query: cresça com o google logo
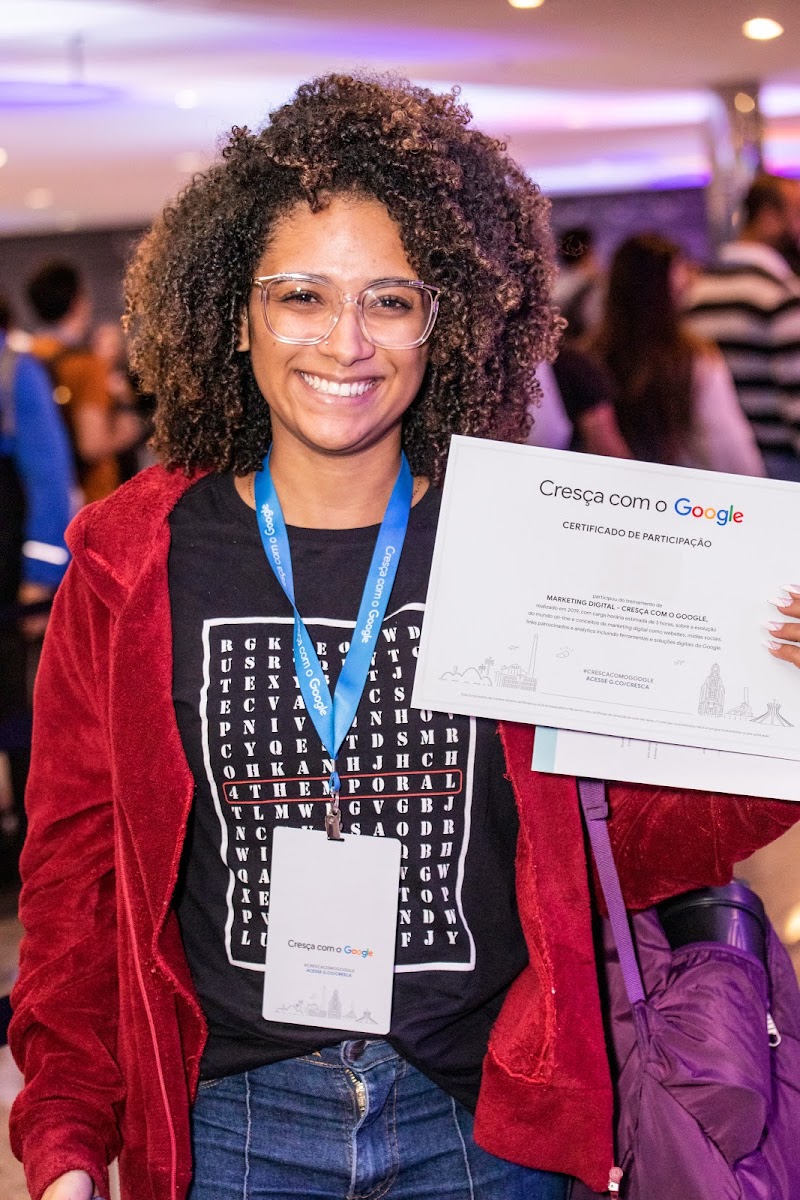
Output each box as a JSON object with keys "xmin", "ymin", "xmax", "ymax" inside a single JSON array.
[{"xmin": 674, "ymin": 497, "xmax": 743, "ymax": 527}]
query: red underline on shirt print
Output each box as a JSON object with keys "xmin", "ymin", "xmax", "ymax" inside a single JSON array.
[{"xmin": 222, "ymin": 768, "xmax": 463, "ymax": 804}]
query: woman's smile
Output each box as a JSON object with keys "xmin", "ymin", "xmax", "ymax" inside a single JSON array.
[{"xmin": 296, "ymin": 370, "xmax": 381, "ymax": 399}]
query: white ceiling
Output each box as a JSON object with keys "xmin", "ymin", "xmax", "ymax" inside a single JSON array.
[{"xmin": 0, "ymin": 0, "xmax": 799, "ymax": 235}]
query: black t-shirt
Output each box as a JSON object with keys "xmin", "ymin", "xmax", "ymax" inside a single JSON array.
[
  {"xmin": 552, "ymin": 343, "xmax": 616, "ymax": 424},
  {"xmin": 169, "ymin": 473, "xmax": 528, "ymax": 1109}
]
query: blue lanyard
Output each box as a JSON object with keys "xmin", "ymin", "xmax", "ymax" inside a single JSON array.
[{"xmin": 254, "ymin": 450, "xmax": 413, "ymax": 838}]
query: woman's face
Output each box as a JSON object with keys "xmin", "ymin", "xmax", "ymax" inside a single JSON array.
[{"xmin": 242, "ymin": 194, "xmax": 430, "ymax": 459}]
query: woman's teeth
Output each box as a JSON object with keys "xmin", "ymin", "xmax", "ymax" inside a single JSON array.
[{"xmin": 299, "ymin": 372, "xmax": 375, "ymax": 397}]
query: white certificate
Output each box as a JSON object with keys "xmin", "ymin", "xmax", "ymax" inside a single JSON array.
[
  {"xmin": 263, "ymin": 828, "xmax": 401, "ymax": 1035},
  {"xmin": 412, "ymin": 437, "xmax": 800, "ymax": 760},
  {"xmin": 532, "ymin": 727, "xmax": 800, "ymax": 802}
]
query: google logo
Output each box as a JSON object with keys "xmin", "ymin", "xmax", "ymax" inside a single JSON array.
[
  {"xmin": 674, "ymin": 497, "xmax": 743, "ymax": 527},
  {"xmin": 343, "ymin": 945, "xmax": 374, "ymax": 959}
]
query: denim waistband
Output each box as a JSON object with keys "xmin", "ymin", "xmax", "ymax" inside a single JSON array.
[{"xmin": 297, "ymin": 1038, "xmax": 400, "ymax": 1071}]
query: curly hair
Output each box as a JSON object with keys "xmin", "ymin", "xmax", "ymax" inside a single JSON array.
[{"xmin": 125, "ymin": 73, "xmax": 559, "ymax": 483}]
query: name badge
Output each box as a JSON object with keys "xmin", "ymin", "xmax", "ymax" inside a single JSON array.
[{"xmin": 263, "ymin": 827, "xmax": 401, "ymax": 1035}]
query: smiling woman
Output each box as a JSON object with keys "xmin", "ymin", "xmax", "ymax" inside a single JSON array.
[{"xmin": 10, "ymin": 71, "xmax": 800, "ymax": 1200}]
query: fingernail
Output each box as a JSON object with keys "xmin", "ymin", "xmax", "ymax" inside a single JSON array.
[
  {"xmin": 766, "ymin": 622, "xmax": 784, "ymax": 633},
  {"xmin": 764, "ymin": 639, "xmax": 783, "ymax": 653},
  {"xmin": 781, "ymin": 585, "xmax": 800, "ymax": 594},
  {"xmin": 770, "ymin": 595, "xmax": 791, "ymax": 607}
]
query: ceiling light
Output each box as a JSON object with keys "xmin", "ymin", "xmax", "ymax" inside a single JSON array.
[
  {"xmin": 25, "ymin": 187, "xmax": 54, "ymax": 209},
  {"xmin": 742, "ymin": 17, "xmax": 784, "ymax": 40},
  {"xmin": 508, "ymin": 0, "xmax": 545, "ymax": 8},
  {"xmin": 734, "ymin": 92, "xmax": 757, "ymax": 113},
  {"xmin": 0, "ymin": 148, "xmax": 7, "ymax": 168},
  {"xmin": 0, "ymin": 81, "xmax": 117, "ymax": 106},
  {"xmin": 174, "ymin": 88, "xmax": 199, "ymax": 109}
]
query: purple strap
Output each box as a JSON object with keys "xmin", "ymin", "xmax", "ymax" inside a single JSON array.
[{"xmin": 577, "ymin": 779, "xmax": 646, "ymax": 1007}]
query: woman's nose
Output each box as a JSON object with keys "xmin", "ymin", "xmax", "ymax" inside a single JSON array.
[{"xmin": 319, "ymin": 299, "xmax": 375, "ymax": 363}]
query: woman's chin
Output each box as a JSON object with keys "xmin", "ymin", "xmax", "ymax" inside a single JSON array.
[{"xmin": 278, "ymin": 417, "xmax": 400, "ymax": 460}]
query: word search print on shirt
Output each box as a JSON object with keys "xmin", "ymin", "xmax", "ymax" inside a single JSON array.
[{"xmin": 199, "ymin": 606, "xmax": 477, "ymax": 975}]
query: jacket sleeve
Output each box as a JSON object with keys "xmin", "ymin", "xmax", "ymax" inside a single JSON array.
[
  {"xmin": 508, "ymin": 723, "xmax": 799, "ymax": 914},
  {"xmin": 606, "ymin": 778, "xmax": 800, "ymax": 911},
  {"xmin": 9, "ymin": 559, "xmax": 123, "ymax": 1200},
  {"xmin": 12, "ymin": 353, "xmax": 75, "ymax": 588}
]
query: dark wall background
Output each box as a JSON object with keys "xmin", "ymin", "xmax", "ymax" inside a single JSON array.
[
  {"xmin": 0, "ymin": 226, "xmax": 145, "ymax": 330},
  {"xmin": 0, "ymin": 187, "xmax": 711, "ymax": 329},
  {"xmin": 549, "ymin": 185, "xmax": 711, "ymax": 265}
]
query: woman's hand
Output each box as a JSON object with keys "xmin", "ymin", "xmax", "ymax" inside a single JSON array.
[
  {"xmin": 767, "ymin": 589, "xmax": 800, "ymax": 668},
  {"xmin": 41, "ymin": 1170, "xmax": 99, "ymax": 1200}
]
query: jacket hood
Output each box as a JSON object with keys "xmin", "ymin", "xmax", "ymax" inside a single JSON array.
[{"xmin": 66, "ymin": 465, "xmax": 207, "ymax": 612}]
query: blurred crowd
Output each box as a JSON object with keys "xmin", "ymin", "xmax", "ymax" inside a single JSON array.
[
  {"xmin": 0, "ymin": 170, "xmax": 799, "ymax": 879},
  {"xmin": 0, "ymin": 260, "xmax": 154, "ymax": 880},
  {"xmin": 536, "ymin": 172, "xmax": 800, "ymax": 484}
]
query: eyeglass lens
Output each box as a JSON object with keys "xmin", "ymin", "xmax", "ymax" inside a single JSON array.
[{"xmin": 264, "ymin": 278, "xmax": 434, "ymax": 347}]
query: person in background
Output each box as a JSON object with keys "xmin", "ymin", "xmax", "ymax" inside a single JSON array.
[
  {"xmin": 27, "ymin": 261, "xmax": 143, "ymax": 503},
  {"xmin": 0, "ymin": 294, "xmax": 73, "ymax": 870},
  {"xmin": 684, "ymin": 174, "xmax": 800, "ymax": 480},
  {"xmin": 589, "ymin": 232, "xmax": 764, "ymax": 476},
  {"xmin": 552, "ymin": 226, "xmax": 603, "ymax": 341},
  {"xmin": 0, "ymin": 295, "xmax": 73, "ymax": 633},
  {"xmin": 92, "ymin": 319, "xmax": 155, "ymax": 480},
  {"xmin": 528, "ymin": 345, "xmax": 631, "ymax": 458}
]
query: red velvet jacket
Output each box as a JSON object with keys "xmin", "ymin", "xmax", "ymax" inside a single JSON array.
[{"xmin": 10, "ymin": 466, "xmax": 799, "ymax": 1200}]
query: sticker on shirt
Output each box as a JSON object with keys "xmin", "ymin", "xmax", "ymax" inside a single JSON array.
[{"xmin": 200, "ymin": 604, "xmax": 477, "ymax": 974}]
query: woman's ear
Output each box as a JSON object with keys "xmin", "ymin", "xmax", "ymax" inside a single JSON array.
[{"xmin": 236, "ymin": 308, "xmax": 250, "ymax": 352}]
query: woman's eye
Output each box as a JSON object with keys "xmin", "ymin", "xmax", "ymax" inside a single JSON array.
[
  {"xmin": 279, "ymin": 289, "xmax": 322, "ymax": 307},
  {"xmin": 371, "ymin": 293, "xmax": 413, "ymax": 312}
]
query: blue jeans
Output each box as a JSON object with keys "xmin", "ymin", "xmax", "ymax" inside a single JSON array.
[{"xmin": 189, "ymin": 1039, "xmax": 570, "ymax": 1199}]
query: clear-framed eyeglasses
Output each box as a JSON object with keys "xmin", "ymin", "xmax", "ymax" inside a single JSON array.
[{"xmin": 252, "ymin": 273, "xmax": 441, "ymax": 350}]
